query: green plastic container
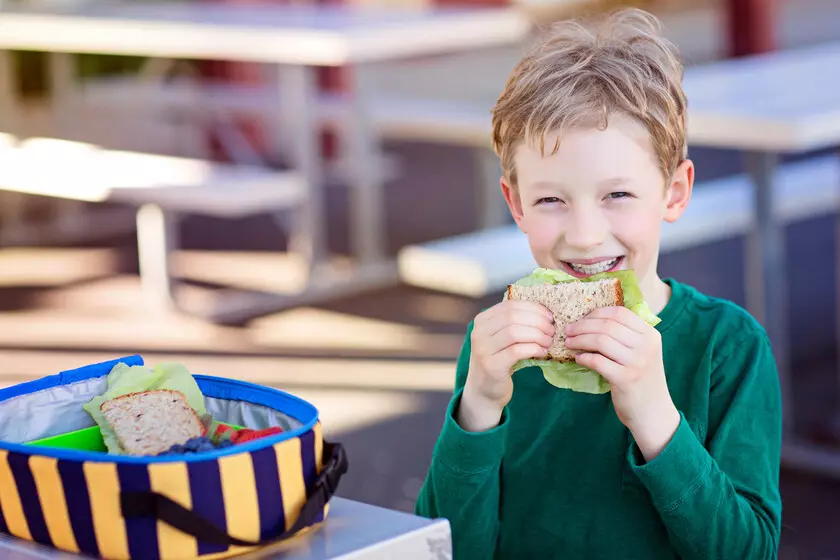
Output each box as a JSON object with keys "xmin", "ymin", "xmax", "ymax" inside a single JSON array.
[
  {"xmin": 28, "ymin": 426, "xmax": 109, "ymax": 452},
  {"xmin": 26, "ymin": 423, "xmax": 245, "ymax": 453}
]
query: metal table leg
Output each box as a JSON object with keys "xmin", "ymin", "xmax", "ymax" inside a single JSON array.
[
  {"xmin": 747, "ymin": 150, "xmax": 840, "ymax": 478},
  {"xmin": 136, "ymin": 203, "xmax": 178, "ymax": 310},
  {"xmin": 201, "ymin": 63, "xmax": 398, "ymax": 325},
  {"xmin": 745, "ymin": 151, "xmax": 793, "ymax": 435},
  {"xmin": 346, "ymin": 63, "xmax": 387, "ymax": 265},
  {"xmin": 473, "ymin": 147, "xmax": 508, "ymax": 229},
  {"xmin": 49, "ymin": 52, "xmax": 88, "ymax": 235},
  {"xmin": 277, "ymin": 64, "xmax": 327, "ymax": 273},
  {"xmin": 0, "ymin": 49, "xmax": 26, "ymax": 243},
  {"xmin": 0, "ymin": 50, "xmax": 19, "ymax": 134}
]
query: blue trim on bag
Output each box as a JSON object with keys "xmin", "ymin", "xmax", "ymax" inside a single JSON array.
[
  {"xmin": 0, "ymin": 362, "xmax": 319, "ymax": 464},
  {"xmin": 0, "ymin": 355, "xmax": 145, "ymax": 403}
]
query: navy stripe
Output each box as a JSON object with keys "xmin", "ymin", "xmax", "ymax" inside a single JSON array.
[
  {"xmin": 251, "ymin": 447, "xmax": 284, "ymax": 540},
  {"xmin": 299, "ymin": 431, "xmax": 316, "ymax": 491},
  {"xmin": 7, "ymin": 453, "xmax": 51, "ymax": 546},
  {"xmin": 117, "ymin": 463, "xmax": 159, "ymax": 560},
  {"xmin": 298, "ymin": 431, "xmax": 323, "ymax": 524},
  {"xmin": 0, "ymin": 487, "xmax": 8, "ymax": 535},
  {"xmin": 57, "ymin": 461, "xmax": 99, "ymax": 557},
  {"xmin": 187, "ymin": 459, "xmax": 228, "ymax": 556}
]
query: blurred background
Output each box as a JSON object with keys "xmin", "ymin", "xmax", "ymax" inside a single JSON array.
[{"xmin": 0, "ymin": 0, "xmax": 839, "ymax": 557}]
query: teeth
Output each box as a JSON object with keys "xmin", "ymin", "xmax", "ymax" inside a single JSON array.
[{"xmin": 568, "ymin": 258, "xmax": 619, "ymax": 275}]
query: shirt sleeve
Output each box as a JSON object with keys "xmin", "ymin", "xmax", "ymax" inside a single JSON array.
[
  {"xmin": 627, "ymin": 324, "xmax": 782, "ymax": 560},
  {"xmin": 414, "ymin": 321, "xmax": 508, "ymax": 560}
]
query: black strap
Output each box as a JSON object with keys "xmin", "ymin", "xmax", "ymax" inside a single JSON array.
[{"xmin": 121, "ymin": 441, "xmax": 348, "ymax": 547}]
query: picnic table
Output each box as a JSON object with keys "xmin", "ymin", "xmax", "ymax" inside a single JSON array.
[
  {"xmin": 682, "ymin": 40, "xmax": 840, "ymax": 477},
  {"xmin": 0, "ymin": 496, "xmax": 452, "ymax": 559},
  {"xmin": 0, "ymin": 0, "xmax": 531, "ymax": 323}
]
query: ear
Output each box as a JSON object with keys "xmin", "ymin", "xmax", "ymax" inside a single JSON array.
[
  {"xmin": 501, "ymin": 176, "xmax": 527, "ymax": 232},
  {"xmin": 663, "ymin": 159, "xmax": 694, "ymax": 223}
]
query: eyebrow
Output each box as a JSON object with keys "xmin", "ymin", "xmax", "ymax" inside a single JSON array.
[
  {"xmin": 598, "ymin": 177, "xmax": 632, "ymax": 187},
  {"xmin": 528, "ymin": 177, "xmax": 632, "ymax": 190}
]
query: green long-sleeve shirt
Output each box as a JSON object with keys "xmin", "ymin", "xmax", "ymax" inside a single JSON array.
[{"xmin": 416, "ymin": 278, "xmax": 782, "ymax": 559}]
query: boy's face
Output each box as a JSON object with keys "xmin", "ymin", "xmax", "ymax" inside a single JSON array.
[{"xmin": 501, "ymin": 114, "xmax": 693, "ymax": 301}]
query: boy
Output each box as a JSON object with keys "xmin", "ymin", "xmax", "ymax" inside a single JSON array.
[{"xmin": 414, "ymin": 7, "xmax": 782, "ymax": 560}]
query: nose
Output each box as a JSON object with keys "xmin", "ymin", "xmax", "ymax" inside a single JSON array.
[{"xmin": 564, "ymin": 204, "xmax": 607, "ymax": 251}]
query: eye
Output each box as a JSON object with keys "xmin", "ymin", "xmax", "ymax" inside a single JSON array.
[
  {"xmin": 535, "ymin": 197, "xmax": 561, "ymax": 205},
  {"xmin": 607, "ymin": 191, "xmax": 632, "ymax": 200}
]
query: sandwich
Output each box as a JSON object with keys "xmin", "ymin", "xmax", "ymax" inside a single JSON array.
[
  {"xmin": 505, "ymin": 268, "xmax": 660, "ymax": 394},
  {"xmin": 100, "ymin": 389, "xmax": 204, "ymax": 456},
  {"xmin": 507, "ymin": 276, "xmax": 624, "ymax": 363}
]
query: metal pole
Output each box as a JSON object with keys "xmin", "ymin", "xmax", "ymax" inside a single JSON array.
[
  {"xmin": 346, "ymin": 63, "xmax": 386, "ymax": 265},
  {"xmin": 136, "ymin": 204, "xmax": 178, "ymax": 310},
  {"xmin": 278, "ymin": 64, "xmax": 327, "ymax": 273},
  {"xmin": 745, "ymin": 151, "xmax": 793, "ymax": 436}
]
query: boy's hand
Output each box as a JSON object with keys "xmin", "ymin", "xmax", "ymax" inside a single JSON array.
[
  {"xmin": 564, "ymin": 306, "xmax": 680, "ymax": 461},
  {"xmin": 459, "ymin": 300, "xmax": 555, "ymax": 432}
]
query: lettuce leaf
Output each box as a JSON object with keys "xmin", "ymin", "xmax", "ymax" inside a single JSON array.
[
  {"xmin": 83, "ymin": 362, "xmax": 207, "ymax": 454},
  {"xmin": 507, "ymin": 268, "xmax": 661, "ymax": 394}
]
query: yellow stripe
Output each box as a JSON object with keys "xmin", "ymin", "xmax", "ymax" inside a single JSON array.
[
  {"xmin": 312, "ymin": 425, "xmax": 329, "ymax": 522},
  {"xmin": 0, "ymin": 451, "xmax": 31, "ymax": 541},
  {"xmin": 29, "ymin": 456, "xmax": 78, "ymax": 553},
  {"xmin": 218, "ymin": 453, "xmax": 259, "ymax": 553},
  {"xmin": 148, "ymin": 461, "xmax": 197, "ymax": 559},
  {"xmin": 314, "ymin": 423, "xmax": 324, "ymax": 475},
  {"xmin": 83, "ymin": 462, "xmax": 129, "ymax": 560},
  {"xmin": 274, "ymin": 437, "xmax": 305, "ymax": 531}
]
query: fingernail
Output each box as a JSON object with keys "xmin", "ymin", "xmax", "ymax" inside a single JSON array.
[{"xmin": 564, "ymin": 324, "xmax": 573, "ymax": 334}]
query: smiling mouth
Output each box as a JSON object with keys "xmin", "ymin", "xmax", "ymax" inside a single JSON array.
[{"xmin": 561, "ymin": 257, "xmax": 624, "ymax": 277}]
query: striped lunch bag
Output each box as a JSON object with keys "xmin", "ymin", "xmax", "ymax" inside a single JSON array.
[{"xmin": 0, "ymin": 355, "xmax": 347, "ymax": 559}]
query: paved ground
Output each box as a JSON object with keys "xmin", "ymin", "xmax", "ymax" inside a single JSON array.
[{"xmin": 1, "ymin": 138, "xmax": 839, "ymax": 557}]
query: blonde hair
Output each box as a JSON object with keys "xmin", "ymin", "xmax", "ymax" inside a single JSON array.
[{"xmin": 491, "ymin": 8, "xmax": 688, "ymax": 186}]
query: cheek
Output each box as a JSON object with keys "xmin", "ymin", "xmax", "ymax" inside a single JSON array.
[
  {"xmin": 610, "ymin": 208, "xmax": 661, "ymax": 250},
  {"xmin": 522, "ymin": 212, "xmax": 557, "ymax": 235},
  {"xmin": 521, "ymin": 211, "xmax": 560, "ymax": 251}
]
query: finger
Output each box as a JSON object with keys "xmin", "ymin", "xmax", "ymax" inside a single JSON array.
[
  {"xmin": 489, "ymin": 325, "xmax": 554, "ymax": 353},
  {"xmin": 564, "ymin": 333, "xmax": 632, "ymax": 365},
  {"xmin": 584, "ymin": 306, "xmax": 648, "ymax": 333},
  {"xmin": 491, "ymin": 298, "xmax": 553, "ymax": 319},
  {"xmin": 565, "ymin": 318, "xmax": 640, "ymax": 347},
  {"xmin": 575, "ymin": 352, "xmax": 623, "ymax": 382},
  {"xmin": 498, "ymin": 343, "xmax": 549, "ymax": 369},
  {"xmin": 481, "ymin": 304, "xmax": 555, "ymax": 338}
]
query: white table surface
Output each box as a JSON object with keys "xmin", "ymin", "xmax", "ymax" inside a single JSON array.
[
  {"xmin": 0, "ymin": 1, "xmax": 532, "ymax": 66},
  {"xmin": 0, "ymin": 497, "xmax": 452, "ymax": 560},
  {"xmin": 683, "ymin": 41, "xmax": 840, "ymax": 152}
]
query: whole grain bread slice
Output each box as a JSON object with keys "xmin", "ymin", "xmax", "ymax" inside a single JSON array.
[
  {"xmin": 507, "ymin": 278, "xmax": 624, "ymax": 362},
  {"xmin": 100, "ymin": 389, "xmax": 203, "ymax": 456}
]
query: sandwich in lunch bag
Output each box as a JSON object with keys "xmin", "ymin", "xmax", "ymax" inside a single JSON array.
[{"xmin": 0, "ymin": 355, "xmax": 348, "ymax": 559}]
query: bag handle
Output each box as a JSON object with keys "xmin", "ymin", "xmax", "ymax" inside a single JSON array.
[{"xmin": 121, "ymin": 441, "xmax": 348, "ymax": 547}]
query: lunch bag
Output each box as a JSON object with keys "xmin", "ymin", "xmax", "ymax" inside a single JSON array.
[{"xmin": 0, "ymin": 355, "xmax": 348, "ymax": 559}]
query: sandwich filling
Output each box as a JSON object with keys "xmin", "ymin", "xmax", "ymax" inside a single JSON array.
[{"xmin": 505, "ymin": 267, "xmax": 661, "ymax": 394}]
